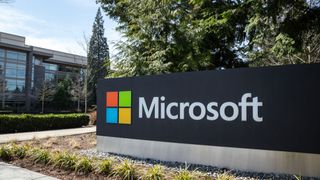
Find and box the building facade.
[0,32,87,112]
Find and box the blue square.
[106,108,118,124]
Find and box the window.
[7,51,18,60]
[5,79,25,93]
[5,69,16,78]
[17,53,26,62]
[7,51,26,63]
[43,62,58,71]
[45,72,55,80]
[0,49,4,57]
[33,56,42,65]
[6,62,17,69]
[17,69,25,78]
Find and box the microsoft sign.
[97,64,320,169]
[138,93,263,122]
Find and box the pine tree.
[87,8,110,105]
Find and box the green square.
[119,91,131,107]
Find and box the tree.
[98,0,320,73]
[98,0,247,77]
[37,79,55,113]
[87,8,110,105]
[52,78,72,110]
[70,73,85,112]
[239,0,320,66]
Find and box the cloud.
[0,5,47,36]
[26,37,86,56]
[0,5,85,56]
[0,4,121,58]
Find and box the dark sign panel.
[97,64,320,154]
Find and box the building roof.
[0,31,87,67]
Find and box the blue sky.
[0,0,121,57]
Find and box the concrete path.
[0,126,96,144]
[0,162,58,180]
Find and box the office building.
[0,32,87,112]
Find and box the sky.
[0,0,121,58]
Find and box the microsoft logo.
[106,91,132,125]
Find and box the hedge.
[0,114,90,134]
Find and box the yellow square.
[119,108,131,124]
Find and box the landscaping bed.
[0,133,314,180]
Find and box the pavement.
[0,126,96,179]
[0,126,96,144]
[0,162,58,180]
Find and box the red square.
[106,92,118,107]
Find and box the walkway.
[0,162,58,180]
[0,126,96,144]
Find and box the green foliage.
[294,174,302,180]
[112,159,136,180]
[53,151,78,170]
[30,148,51,164]
[173,168,196,180]
[87,8,110,104]
[0,114,89,134]
[215,172,235,180]
[97,0,320,73]
[141,165,164,180]
[75,156,93,174]
[0,145,14,161]
[52,77,73,110]
[97,159,113,174]
[11,144,28,159]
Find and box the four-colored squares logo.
[105,91,132,125]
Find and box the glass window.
[17,53,26,62]
[17,64,26,70]
[5,79,25,93]
[16,84,25,93]
[50,64,58,71]
[44,63,58,71]
[0,49,4,57]
[5,69,16,78]
[7,51,18,59]
[6,83,16,91]
[17,69,25,78]
[6,63,17,69]
[17,80,25,86]
[33,57,42,65]
[45,73,55,80]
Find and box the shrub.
[112,160,136,180]
[174,169,196,180]
[53,151,78,170]
[215,172,235,180]
[75,156,93,174]
[97,159,113,175]
[30,148,51,164]
[0,145,14,161]
[12,144,28,159]
[0,114,90,134]
[89,111,97,125]
[141,165,165,180]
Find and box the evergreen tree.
[87,8,110,104]
[97,0,320,74]
[52,78,72,110]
